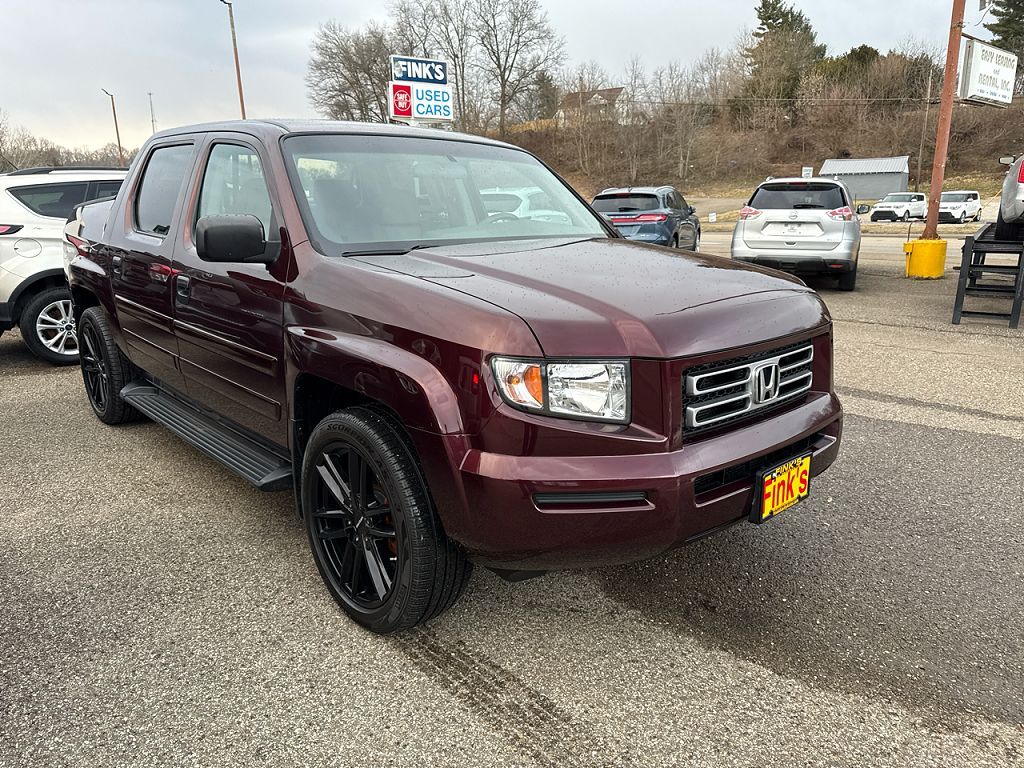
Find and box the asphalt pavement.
[1,235,1022,767]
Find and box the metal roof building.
[818,155,910,201]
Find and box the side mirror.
[998,155,1016,166]
[856,204,870,215]
[195,214,274,264]
[688,206,696,216]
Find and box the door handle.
[111,254,124,278]
[175,274,191,301]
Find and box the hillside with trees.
[306,0,1024,196]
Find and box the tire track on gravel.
[393,630,630,767]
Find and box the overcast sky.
[1,1,995,151]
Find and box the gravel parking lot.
[2,235,1022,767]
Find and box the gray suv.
[997,154,1024,240]
[730,177,860,291]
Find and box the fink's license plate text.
[752,453,811,523]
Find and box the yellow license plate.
[752,454,811,523]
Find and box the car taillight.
[1017,162,1024,183]
[0,224,24,235]
[610,213,667,223]
[827,206,854,221]
[66,234,91,257]
[739,206,762,220]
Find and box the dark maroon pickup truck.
[65,120,842,633]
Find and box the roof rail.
[5,165,126,176]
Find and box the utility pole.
[219,0,247,119]
[101,89,126,167]
[921,0,965,241]
[148,92,157,134]
[914,69,933,193]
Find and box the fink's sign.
[959,38,1018,107]
[388,55,454,123]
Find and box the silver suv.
[730,177,860,291]
[0,167,125,363]
[997,154,1024,240]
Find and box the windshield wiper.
[340,244,433,257]
[791,203,825,209]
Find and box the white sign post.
[959,38,1018,107]
[801,166,813,179]
[387,55,455,124]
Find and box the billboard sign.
[959,38,1018,107]
[388,55,454,122]
[388,81,454,121]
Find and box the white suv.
[869,192,927,222]
[0,167,126,363]
[938,190,982,224]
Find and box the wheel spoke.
[361,539,391,600]
[348,450,367,512]
[82,331,98,358]
[312,508,349,520]
[58,301,71,321]
[317,454,352,508]
[36,315,61,328]
[317,527,351,541]
[364,521,396,539]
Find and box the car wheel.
[301,407,471,633]
[18,288,79,365]
[671,235,679,248]
[994,209,1023,241]
[692,231,701,251]
[958,211,966,224]
[837,265,857,291]
[901,211,910,222]
[78,307,141,425]
[975,209,982,222]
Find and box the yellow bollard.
[904,239,947,279]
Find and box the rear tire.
[837,265,857,291]
[994,209,1023,241]
[78,307,141,425]
[901,211,910,222]
[692,230,701,251]
[301,407,471,633]
[19,288,79,365]
[671,235,679,248]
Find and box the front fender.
[285,326,466,435]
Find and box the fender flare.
[286,326,467,435]
[6,269,68,319]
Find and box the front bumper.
[870,211,904,221]
[439,392,842,570]
[937,211,966,223]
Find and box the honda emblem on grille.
[753,362,780,404]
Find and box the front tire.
[301,407,471,633]
[901,211,910,222]
[19,288,79,365]
[692,230,701,251]
[78,307,140,425]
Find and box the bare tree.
[306,21,395,122]
[472,0,564,136]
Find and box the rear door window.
[93,180,123,200]
[749,183,845,210]
[8,182,88,219]
[592,194,660,213]
[135,144,194,236]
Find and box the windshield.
[282,134,607,255]
[748,182,845,210]
[591,194,660,213]
[881,194,914,203]
[941,193,970,202]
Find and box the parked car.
[0,167,126,363]
[868,192,927,222]
[730,177,861,291]
[480,187,572,227]
[591,186,700,250]
[938,190,983,224]
[996,154,1024,240]
[66,120,842,633]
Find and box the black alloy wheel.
[77,307,140,425]
[301,408,471,633]
[311,442,400,610]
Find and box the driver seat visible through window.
[197,144,273,237]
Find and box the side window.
[678,194,690,212]
[93,180,123,200]
[197,144,273,237]
[136,144,193,236]
[8,182,88,219]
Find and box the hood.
[356,238,830,358]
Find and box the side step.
[121,383,293,492]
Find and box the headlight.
[491,357,630,423]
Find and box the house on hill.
[556,87,626,126]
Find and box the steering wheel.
[484,212,519,224]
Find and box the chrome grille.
[684,344,814,431]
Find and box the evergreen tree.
[984,0,1024,93]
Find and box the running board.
[121,383,293,491]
